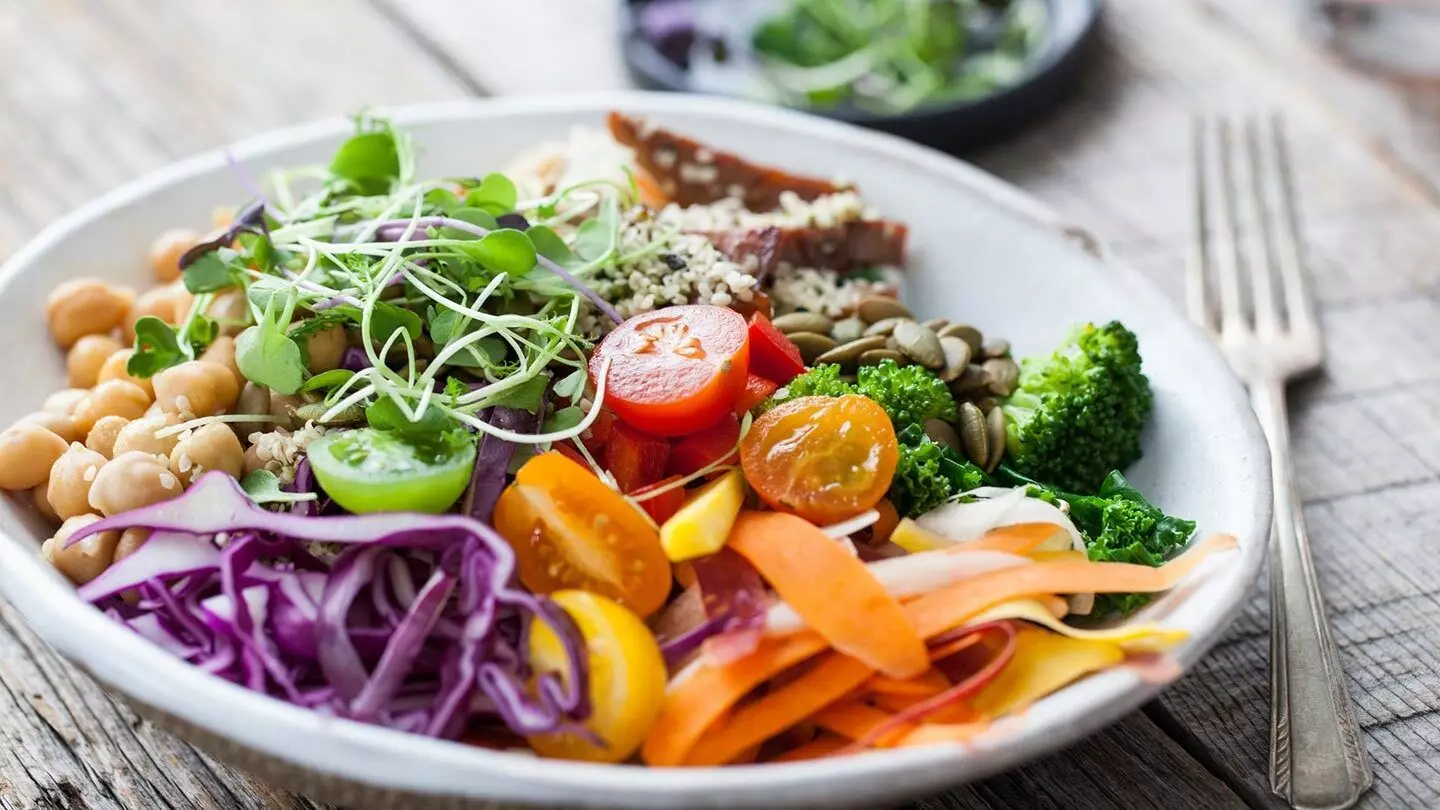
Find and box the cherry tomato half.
[307,428,475,515]
[740,395,898,525]
[527,590,667,763]
[493,452,672,617]
[589,305,750,437]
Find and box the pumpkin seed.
[983,338,1011,359]
[938,324,984,354]
[949,364,989,396]
[830,317,866,344]
[885,335,900,352]
[985,407,1006,471]
[958,402,989,466]
[924,418,962,455]
[893,321,945,370]
[974,396,999,413]
[788,331,839,364]
[814,335,888,368]
[856,295,912,324]
[938,336,972,383]
[920,317,950,332]
[858,348,909,367]
[863,316,911,338]
[983,358,1020,396]
[772,312,834,335]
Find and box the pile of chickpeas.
[0,217,348,587]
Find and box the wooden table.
[2,1,1438,807]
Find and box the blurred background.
[3,1,1440,808]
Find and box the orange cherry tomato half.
[493,452,672,617]
[589,305,750,437]
[740,395,899,525]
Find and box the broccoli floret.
[1004,468,1196,617]
[890,425,988,517]
[1001,321,1152,494]
[767,360,956,433]
[767,364,855,409]
[855,360,957,431]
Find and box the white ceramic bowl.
[0,94,1269,810]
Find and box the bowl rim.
[0,91,1269,808]
[616,0,1105,125]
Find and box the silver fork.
[1189,114,1372,810]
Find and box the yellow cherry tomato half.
[527,590,668,763]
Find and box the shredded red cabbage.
[463,406,536,524]
[658,549,768,667]
[69,473,590,740]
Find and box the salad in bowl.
[0,110,1235,768]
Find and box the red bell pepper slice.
[746,312,806,384]
[604,421,671,493]
[668,413,741,478]
[734,374,779,416]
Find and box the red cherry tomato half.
[589,305,750,437]
[604,421,670,493]
[734,374,779,416]
[667,412,741,478]
[746,313,805,384]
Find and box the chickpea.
[152,360,238,417]
[123,282,192,342]
[32,482,58,522]
[170,423,244,485]
[42,514,120,585]
[113,527,149,563]
[46,278,132,348]
[295,323,347,373]
[270,390,303,431]
[85,415,129,458]
[43,388,89,416]
[66,334,124,388]
[0,424,69,490]
[199,335,243,386]
[149,228,199,283]
[206,289,249,337]
[97,349,155,398]
[47,443,108,520]
[88,451,184,516]
[19,411,80,443]
[235,382,269,418]
[111,413,182,458]
[242,443,275,477]
[72,380,152,435]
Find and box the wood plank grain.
[0,0,468,807]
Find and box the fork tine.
[1187,116,1215,333]
[1244,115,1281,337]
[1212,117,1248,336]
[1265,114,1318,333]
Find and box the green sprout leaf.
[527,225,580,269]
[301,368,355,393]
[127,316,185,379]
[553,367,588,402]
[240,469,316,505]
[182,249,237,294]
[486,374,549,414]
[464,173,519,215]
[329,127,400,195]
[541,405,585,434]
[366,397,460,439]
[464,229,537,276]
[236,301,306,395]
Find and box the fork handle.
[1251,380,1372,810]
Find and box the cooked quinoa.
[655,190,879,232]
[579,207,759,334]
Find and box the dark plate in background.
[619,0,1104,153]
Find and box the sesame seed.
[177,454,193,473]
[82,465,97,483]
[159,472,179,490]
